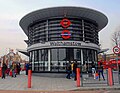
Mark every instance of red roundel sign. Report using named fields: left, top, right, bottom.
left=60, top=18, right=71, bottom=28
left=61, top=30, right=71, bottom=39
left=113, top=46, right=120, bottom=54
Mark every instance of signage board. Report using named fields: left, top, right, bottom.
left=61, top=30, right=71, bottom=39
left=113, top=46, right=120, bottom=54
left=60, top=18, right=71, bottom=28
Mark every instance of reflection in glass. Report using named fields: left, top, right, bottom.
left=58, top=49, right=66, bottom=71
left=31, top=48, right=97, bottom=72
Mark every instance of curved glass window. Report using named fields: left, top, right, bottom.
left=58, top=49, right=66, bottom=71
left=30, top=48, right=97, bottom=72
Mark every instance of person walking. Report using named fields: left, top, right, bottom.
left=73, top=60, right=77, bottom=81
left=71, top=62, right=75, bottom=78
left=92, top=63, right=96, bottom=79
left=11, top=63, right=16, bottom=78
left=17, top=63, right=21, bottom=75
left=25, top=62, right=30, bottom=75
left=98, top=62, right=105, bottom=81
left=66, top=62, right=71, bottom=79
left=2, top=62, right=7, bottom=79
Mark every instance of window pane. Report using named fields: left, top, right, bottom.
left=58, top=49, right=66, bottom=72
left=51, top=49, right=58, bottom=72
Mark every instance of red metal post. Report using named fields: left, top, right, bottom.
left=76, top=68, right=80, bottom=87
left=28, top=70, right=32, bottom=88
left=108, top=67, right=113, bottom=86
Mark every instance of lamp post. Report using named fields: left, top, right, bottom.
left=113, top=46, right=120, bottom=84
left=116, top=54, right=120, bottom=84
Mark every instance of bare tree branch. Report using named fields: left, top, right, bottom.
left=112, top=31, right=120, bottom=46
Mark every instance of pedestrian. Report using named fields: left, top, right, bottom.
left=92, top=63, right=96, bottom=79
left=25, top=62, right=30, bottom=75
left=98, top=62, right=105, bottom=81
left=66, top=62, right=71, bottom=79
left=11, top=63, right=17, bottom=78
left=73, top=60, right=77, bottom=81
left=71, top=62, right=75, bottom=78
left=82, top=63, right=87, bottom=73
left=2, top=62, right=7, bottom=79
left=17, top=63, right=21, bottom=75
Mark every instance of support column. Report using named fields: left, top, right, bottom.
left=82, top=20, right=85, bottom=42
left=46, top=20, right=49, bottom=41
left=32, top=51, right=34, bottom=71
left=81, top=49, right=83, bottom=65
left=48, top=49, right=51, bottom=71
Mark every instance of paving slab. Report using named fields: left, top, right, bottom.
left=0, top=72, right=120, bottom=91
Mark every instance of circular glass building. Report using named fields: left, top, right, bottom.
left=19, top=7, right=108, bottom=72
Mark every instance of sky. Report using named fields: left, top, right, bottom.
left=0, top=0, right=120, bottom=58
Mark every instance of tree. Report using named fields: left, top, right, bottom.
left=112, top=30, right=120, bottom=57
left=112, top=30, right=120, bottom=46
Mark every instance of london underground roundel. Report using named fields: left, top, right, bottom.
left=61, top=30, right=71, bottom=39
left=60, top=18, right=71, bottom=28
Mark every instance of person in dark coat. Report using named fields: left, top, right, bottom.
left=25, top=62, right=30, bottom=75
left=17, top=63, right=21, bottom=75
left=66, top=62, right=71, bottom=79
left=98, top=62, right=105, bottom=81
left=73, top=60, right=77, bottom=81
left=2, top=62, right=7, bottom=79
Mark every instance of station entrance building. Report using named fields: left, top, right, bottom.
left=19, top=7, right=108, bottom=72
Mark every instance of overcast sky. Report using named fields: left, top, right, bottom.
left=0, top=0, right=120, bottom=57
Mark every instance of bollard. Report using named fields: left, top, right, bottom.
left=0, top=67, right=2, bottom=77
left=76, top=68, right=80, bottom=87
left=28, top=70, right=32, bottom=88
left=108, top=67, right=113, bottom=86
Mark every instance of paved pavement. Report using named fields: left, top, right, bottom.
left=0, top=73, right=77, bottom=91
left=0, top=71, right=120, bottom=92
left=0, top=90, right=106, bottom=93
left=0, top=90, right=120, bottom=93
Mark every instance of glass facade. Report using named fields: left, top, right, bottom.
left=30, top=48, right=97, bottom=72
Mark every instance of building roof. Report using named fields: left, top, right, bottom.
left=19, top=6, right=108, bottom=36
left=17, top=49, right=29, bottom=56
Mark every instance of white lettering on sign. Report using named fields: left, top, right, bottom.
left=50, top=41, right=81, bottom=46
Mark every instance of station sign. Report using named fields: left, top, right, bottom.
left=50, top=41, right=81, bottom=46
left=60, top=18, right=71, bottom=28
left=61, top=30, right=71, bottom=39
left=60, top=18, right=71, bottom=39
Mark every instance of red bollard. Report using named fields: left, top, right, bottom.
left=108, top=67, right=113, bottom=86
left=0, top=67, right=2, bottom=77
left=28, top=70, right=32, bottom=88
left=76, top=68, right=80, bottom=87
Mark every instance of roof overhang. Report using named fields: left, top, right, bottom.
left=98, top=48, right=109, bottom=54
left=17, top=49, right=29, bottom=56
left=19, top=6, right=108, bottom=36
